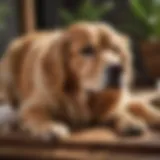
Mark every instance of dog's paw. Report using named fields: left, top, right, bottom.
left=21, top=122, right=70, bottom=141
left=115, top=115, right=148, bottom=137
left=118, top=125, right=145, bottom=136
left=0, top=104, right=18, bottom=133
left=149, top=116, right=160, bottom=130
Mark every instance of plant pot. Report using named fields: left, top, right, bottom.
left=140, top=41, right=160, bottom=80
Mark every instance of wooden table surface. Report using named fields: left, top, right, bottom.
left=0, top=128, right=160, bottom=160
left=0, top=89, right=159, bottom=160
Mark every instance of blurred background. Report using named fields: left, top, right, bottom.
left=0, top=0, right=159, bottom=88
left=0, top=1, right=159, bottom=159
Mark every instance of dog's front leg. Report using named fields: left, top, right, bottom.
left=112, top=110, right=148, bottom=136
left=128, top=100, right=160, bottom=129
left=90, top=90, right=148, bottom=136
left=19, top=94, right=70, bottom=141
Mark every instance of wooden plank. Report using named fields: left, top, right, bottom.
left=0, top=128, right=159, bottom=154
left=0, top=146, right=159, bottom=160
left=20, top=0, right=36, bottom=33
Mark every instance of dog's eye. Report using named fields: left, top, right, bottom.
left=111, top=45, right=121, bottom=53
left=81, top=45, right=95, bottom=56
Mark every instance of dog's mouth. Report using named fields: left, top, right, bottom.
left=83, top=64, right=124, bottom=92
left=105, top=64, right=123, bottom=88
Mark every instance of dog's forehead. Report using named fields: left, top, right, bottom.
left=67, top=24, right=99, bottom=45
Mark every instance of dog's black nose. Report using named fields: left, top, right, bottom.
left=106, top=64, right=123, bottom=88
left=108, top=64, right=123, bottom=75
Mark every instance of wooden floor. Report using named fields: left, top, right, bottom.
left=0, top=128, right=160, bottom=160
left=0, top=89, right=159, bottom=160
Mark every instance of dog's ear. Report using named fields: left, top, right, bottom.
left=98, top=26, right=110, bottom=49
left=96, top=23, right=115, bottom=49
left=60, top=33, right=81, bottom=93
left=121, top=35, right=134, bottom=87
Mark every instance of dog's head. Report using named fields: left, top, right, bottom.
left=61, top=22, right=133, bottom=92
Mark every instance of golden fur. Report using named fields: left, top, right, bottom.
left=0, top=22, right=159, bottom=139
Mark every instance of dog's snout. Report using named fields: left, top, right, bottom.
left=105, top=64, right=123, bottom=88
left=108, top=64, right=123, bottom=75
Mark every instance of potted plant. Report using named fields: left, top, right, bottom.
left=121, top=0, right=160, bottom=80
left=59, top=0, right=114, bottom=25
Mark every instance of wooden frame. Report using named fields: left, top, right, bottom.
left=20, top=0, right=36, bottom=33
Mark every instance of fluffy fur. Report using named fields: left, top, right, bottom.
left=0, top=22, right=159, bottom=139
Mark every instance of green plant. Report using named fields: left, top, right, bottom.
left=59, top=0, right=114, bottom=25
left=120, top=0, right=160, bottom=41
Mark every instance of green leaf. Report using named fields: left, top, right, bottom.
left=139, top=1, right=153, bottom=15
left=130, top=0, right=148, bottom=22
left=59, top=9, right=75, bottom=25
left=95, top=3, right=113, bottom=18
left=59, top=0, right=114, bottom=25
left=153, top=18, right=160, bottom=38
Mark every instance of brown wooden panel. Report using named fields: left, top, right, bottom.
left=20, top=0, right=36, bottom=33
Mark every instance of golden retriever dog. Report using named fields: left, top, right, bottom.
left=0, top=22, right=159, bottom=140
